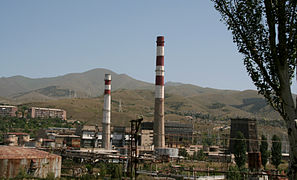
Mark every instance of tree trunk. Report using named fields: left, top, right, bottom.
left=279, top=67, right=297, bottom=179
left=287, top=118, right=297, bottom=179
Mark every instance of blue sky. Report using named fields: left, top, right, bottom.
left=0, top=0, right=285, bottom=91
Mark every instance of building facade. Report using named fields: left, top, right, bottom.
left=0, top=105, right=17, bottom=117
left=0, top=146, right=61, bottom=178
left=29, top=107, right=67, bottom=120
left=140, top=122, right=194, bottom=149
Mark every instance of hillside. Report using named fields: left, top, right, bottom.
left=0, top=68, right=153, bottom=102
left=1, top=68, right=248, bottom=103
left=24, top=89, right=280, bottom=126
left=0, top=68, right=283, bottom=123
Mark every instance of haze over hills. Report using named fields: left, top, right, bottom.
left=0, top=68, right=281, bottom=122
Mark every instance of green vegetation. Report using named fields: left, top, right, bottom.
left=226, top=166, right=242, bottom=180
left=178, top=148, right=189, bottom=158
left=260, top=135, right=269, bottom=169
left=271, top=135, right=282, bottom=169
left=191, top=149, right=205, bottom=161
left=212, top=0, right=297, bottom=178
left=234, top=131, right=246, bottom=169
left=0, top=116, right=73, bottom=141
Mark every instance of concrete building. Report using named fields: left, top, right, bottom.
left=80, top=125, right=101, bottom=148
left=3, top=132, right=30, bottom=146
left=141, top=122, right=194, bottom=149
left=29, top=107, right=66, bottom=120
left=113, top=126, right=129, bottom=147
left=229, top=118, right=259, bottom=153
left=0, top=105, right=17, bottom=117
left=0, top=146, right=61, bottom=178
left=47, top=134, right=81, bottom=149
left=165, top=122, right=194, bottom=147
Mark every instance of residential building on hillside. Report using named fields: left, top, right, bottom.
left=0, top=105, right=17, bottom=117
left=29, top=107, right=67, bottom=120
left=3, top=132, right=30, bottom=146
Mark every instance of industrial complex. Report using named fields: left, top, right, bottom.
left=0, top=36, right=287, bottom=179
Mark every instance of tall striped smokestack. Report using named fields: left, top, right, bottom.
left=102, top=74, right=111, bottom=149
left=154, top=36, right=165, bottom=148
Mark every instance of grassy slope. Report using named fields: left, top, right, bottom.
left=24, top=89, right=280, bottom=127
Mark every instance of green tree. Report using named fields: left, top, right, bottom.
left=226, top=166, right=242, bottom=180
left=211, top=0, right=297, bottom=178
left=98, top=162, right=107, bottom=178
left=112, top=164, right=122, bottom=179
left=196, top=149, right=205, bottom=161
left=260, top=135, right=269, bottom=168
left=271, top=135, right=282, bottom=169
left=178, top=148, right=189, bottom=157
left=234, top=131, right=247, bottom=169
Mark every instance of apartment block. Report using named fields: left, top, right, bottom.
left=0, top=105, right=17, bottom=117
left=29, top=107, right=66, bottom=120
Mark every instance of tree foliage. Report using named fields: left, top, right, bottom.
left=226, top=165, right=242, bottom=180
left=260, top=135, right=269, bottom=168
left=211, top=0, right=296, bottom=177
left=234, top=131, right=247, bottom=169
left=271, top=134, right=282, bottom=169
left=178, top=148, right=189, bottom=157
left=211, top=0, right=297, bottom=117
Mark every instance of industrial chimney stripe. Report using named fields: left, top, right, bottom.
left=102, top=74, right=111, bottom=149
left=154, top=36, right=165, bottom=148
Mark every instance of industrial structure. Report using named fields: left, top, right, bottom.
left=0, top=105, right=17, bottom=117
left=0, top=146, right=61, bottom=179
left=29, top=107, right=67, bottom=120
left=102, top=74, right=112, bottom=149
left=141, top=122, right=194, bottom=149
left=154, top=36, right=165, bottom=148
left=229, top=118, right=259, bottom=153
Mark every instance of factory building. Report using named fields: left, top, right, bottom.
left=113, top=126, right=130, bottom=147
left=79, top=125, right=100, bottom=148
left=0, top=105, right=17, bottom=117
left=229, top=118, right=259, bottom=153
left=29, top=107, right=67, bottom=120
left=165, top=122, right=194, bottom=147
left=141, top=122, right=194, bottom=149
left=0, top=146, right=61, bottom=179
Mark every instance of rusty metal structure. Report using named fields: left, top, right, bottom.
left=129, top=117, right=143, bottom=178
left=154, top=36, right=165, bottom=148
left=229, top=118, right=259, bottom=153
left=0, top=146, right=61, bottom=178
left=248, top=152, right=262, bottom=171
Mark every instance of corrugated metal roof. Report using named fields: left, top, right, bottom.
left=0, top=146, right=60, bottom=159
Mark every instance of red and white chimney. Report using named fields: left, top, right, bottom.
left=102, top=74, right=111, bottom=149
left=153, top=36, right=165, bottom=148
